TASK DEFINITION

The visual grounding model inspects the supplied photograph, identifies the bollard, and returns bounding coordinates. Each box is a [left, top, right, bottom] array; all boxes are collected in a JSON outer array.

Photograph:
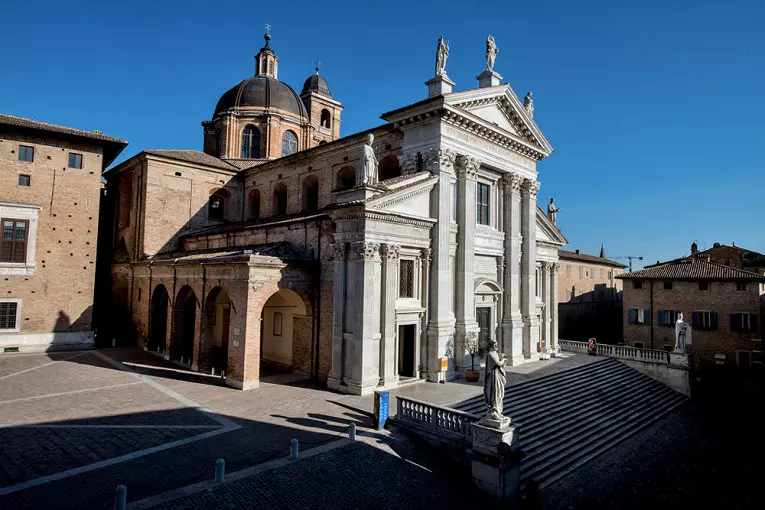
[[211, 367, 215, 376], [290, 438, 299, 459], [111, 338, 116, 347], [214, 458, 225, 482], [181, 356, 184, 365], [221, 370, 226, 379], [348, 422, 357, 441], [114, 485, 127, 510], [157, 346, 160, 354]]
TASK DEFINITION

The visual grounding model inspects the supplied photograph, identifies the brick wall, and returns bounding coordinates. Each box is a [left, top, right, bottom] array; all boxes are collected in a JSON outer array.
[[558, 258, 624, 302]]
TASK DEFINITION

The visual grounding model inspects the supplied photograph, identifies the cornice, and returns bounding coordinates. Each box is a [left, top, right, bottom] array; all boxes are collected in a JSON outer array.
[[333, 211, 435, 228], [366, 177, 438, 209]]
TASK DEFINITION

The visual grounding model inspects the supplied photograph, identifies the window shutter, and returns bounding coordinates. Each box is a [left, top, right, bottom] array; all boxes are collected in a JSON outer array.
[[731, 313, 739, 331], [711, 312, 718, 330], [628, 308, 637, 324], [752, 315, 758, 332], [692, 312, 699, 329], [644, 309, 651, 326], [658, 310, 665, 326]]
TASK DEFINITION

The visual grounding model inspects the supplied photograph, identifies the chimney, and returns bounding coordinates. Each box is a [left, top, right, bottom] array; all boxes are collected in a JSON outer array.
[[713, 242, 721, 248], [691, 242, 698, 256], [599, 244, 606, 259], [575, 249, 580, 255]]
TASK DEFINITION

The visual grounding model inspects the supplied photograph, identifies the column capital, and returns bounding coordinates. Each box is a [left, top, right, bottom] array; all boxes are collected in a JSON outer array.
[[498, 254, 506, 269], [502, 173, 524, 195], [456, 154, 481, 179], [380, 243, 401, 261], [327, 243, 346, 261], [550, 262, 560, 274], [423, 148, 457, 173], [420, 247, 433, 262], [540, 260, 550, 271], [350, 241, 381, 261], [400, 153, 419, 175], [521, 178, 541, 198]]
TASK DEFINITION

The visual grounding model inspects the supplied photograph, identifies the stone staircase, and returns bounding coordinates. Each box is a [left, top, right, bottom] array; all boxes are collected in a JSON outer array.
[[452, 357, 688, 490]]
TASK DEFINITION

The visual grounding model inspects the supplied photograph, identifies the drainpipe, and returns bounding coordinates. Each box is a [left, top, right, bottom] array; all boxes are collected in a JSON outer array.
[[650, 280, 655, 350]]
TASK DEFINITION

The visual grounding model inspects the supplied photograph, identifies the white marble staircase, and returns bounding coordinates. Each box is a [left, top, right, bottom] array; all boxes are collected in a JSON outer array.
[[452, 357, 688, 490]]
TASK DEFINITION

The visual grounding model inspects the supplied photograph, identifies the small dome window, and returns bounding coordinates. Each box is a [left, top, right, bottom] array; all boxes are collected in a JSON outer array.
[[241, 126, 261, 159], [282, 131, 298, 156]]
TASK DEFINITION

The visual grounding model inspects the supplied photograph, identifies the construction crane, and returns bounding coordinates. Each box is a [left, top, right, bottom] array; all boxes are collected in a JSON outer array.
[[612, 256, 644, 272]]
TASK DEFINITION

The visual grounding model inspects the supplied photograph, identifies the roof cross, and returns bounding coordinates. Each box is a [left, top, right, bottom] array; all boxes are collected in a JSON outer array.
[[265, 21, 271, 35]]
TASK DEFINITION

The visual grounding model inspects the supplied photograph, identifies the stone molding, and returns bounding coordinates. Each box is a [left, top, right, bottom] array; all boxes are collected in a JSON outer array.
[[327, 243, 346, 262], [366, 177, 438, 209], [350, 241, 380, 261], [0, 203, 40, 276], [380, 243, 400, 262], [399, 153, 419, 175], [501, 173, 524, 194], [521, 179, 541, 198], [333, 211, 435, 229], [423, 148, 456, 173], [443, 110, 545, 162], [456, 154, 481, 179], [550, 262, 560, 274], [420, 247, 432, 262]]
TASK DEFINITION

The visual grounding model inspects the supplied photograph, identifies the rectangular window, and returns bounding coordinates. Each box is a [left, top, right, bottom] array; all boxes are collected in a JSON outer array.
[[18, 175, 31, 186], [476, 182, 490, 226], [633, 280, 643, 290], [68, 152, 83, 169], [692, 311, 717, 330], [579, 266, 583, 279], [567, 265, 571, 277], [731, 313, 758, 333], [663, 281, 673, 290], [399, 259, 414, 298], [18, 145, 34, 162], [736, 282, 747, 291], [628, 308, 651, 325], [608, 271, 613, 279], [273, 312, 283, 336], [1, 219, 29, 263], [591, 269, 595, 279], [699, 282, 709, 291], [600, 269, 604, 279], [0, 301, 19, 330], [658, 310, 679, 327]]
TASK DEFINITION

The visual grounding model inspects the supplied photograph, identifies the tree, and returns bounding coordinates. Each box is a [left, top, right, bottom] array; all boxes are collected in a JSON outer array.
[[465, 331, 488, 371]]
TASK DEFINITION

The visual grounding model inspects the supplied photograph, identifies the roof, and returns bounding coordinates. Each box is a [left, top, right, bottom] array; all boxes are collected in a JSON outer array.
[[147, 242, 311, 264], [213, 75, 308, 119], [617, 256, 765, 281], [143, 150, 238, 171], [301, 73, 331, 98], [0, 114, 127, 167], [558, 250, 627, 268]]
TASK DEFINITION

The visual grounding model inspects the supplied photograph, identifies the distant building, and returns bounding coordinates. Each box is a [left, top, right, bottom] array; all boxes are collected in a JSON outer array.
[[618, 248, 764, 370], [0, 114, 126, 352], [557, 247, 627, 343], [692, 241, 765, 276]]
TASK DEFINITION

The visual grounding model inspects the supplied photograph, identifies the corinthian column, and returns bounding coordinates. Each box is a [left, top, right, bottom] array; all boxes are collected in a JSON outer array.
[[327, 243, 347, 391], [425, 148, 457, 382], [379, 243, 400, 386], [501, 173, 525, 365], [454, 154, 481, 374], [540, 261, 551, 359], [521, 178, 541, 360], [550, 262, 560, 355]]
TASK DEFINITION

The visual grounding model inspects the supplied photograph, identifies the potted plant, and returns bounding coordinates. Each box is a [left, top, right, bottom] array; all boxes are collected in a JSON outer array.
[[465, 331, 486, 382]]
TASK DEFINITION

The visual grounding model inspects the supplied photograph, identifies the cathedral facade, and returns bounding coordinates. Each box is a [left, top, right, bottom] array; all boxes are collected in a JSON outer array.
[[106, 32, 566, 394]]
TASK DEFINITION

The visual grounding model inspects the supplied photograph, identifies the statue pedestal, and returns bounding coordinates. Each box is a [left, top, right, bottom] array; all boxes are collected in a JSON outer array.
[[476, 70, 502, 88], [470, 420, 522, 504], [425, 74, 455, 98], [334, 184, 385, 202]]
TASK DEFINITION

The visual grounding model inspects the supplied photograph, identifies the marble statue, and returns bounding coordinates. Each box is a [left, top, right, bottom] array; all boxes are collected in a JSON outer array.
[[486, 35, 499, 71], [674, 313, 692, 352], [435, 35, 449, 76], [547, 198, 559, 225], [358, 133, 378, 187], [524, 91, 534, 118], [483, 340, 507, 425]]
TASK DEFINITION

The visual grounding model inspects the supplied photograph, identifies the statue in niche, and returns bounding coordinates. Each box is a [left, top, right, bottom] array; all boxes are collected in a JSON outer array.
[[675, 313, 692, 352], [486, 35, 499, 71], [524, 91, 535, 118], [483, 340, 508, 426], [547, 197, 560, 224], [435, 35, 450, 76], [358, 134, 379, 187]]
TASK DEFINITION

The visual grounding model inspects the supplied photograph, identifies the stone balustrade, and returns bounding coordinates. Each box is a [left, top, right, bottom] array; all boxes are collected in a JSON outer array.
[[559, 339, 673, 364], [397, 396, 479, 442]]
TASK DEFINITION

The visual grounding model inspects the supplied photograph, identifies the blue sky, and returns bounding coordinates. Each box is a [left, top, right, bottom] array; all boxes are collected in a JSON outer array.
[[2, 0, 763, 268]]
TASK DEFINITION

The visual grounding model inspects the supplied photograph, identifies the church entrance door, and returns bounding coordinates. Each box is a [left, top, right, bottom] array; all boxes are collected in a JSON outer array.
[[398, 325, 416, 378]]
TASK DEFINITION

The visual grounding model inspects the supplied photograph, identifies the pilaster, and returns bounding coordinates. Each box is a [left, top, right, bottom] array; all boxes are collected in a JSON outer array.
[[500, 174, 525, 366], [521, 179, 541, 361], [425, 148, 457, 381], [379, 243, 400, 386], [540, 261, 551, 360], [454, 155, 481, 373], [327, 243, 347, 391], [420, 247, 432, 379], [550, 262, 560, 355]]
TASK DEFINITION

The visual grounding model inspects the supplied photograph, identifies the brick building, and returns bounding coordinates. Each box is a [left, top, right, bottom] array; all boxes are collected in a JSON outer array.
[[556, 246, 627, 342], [103, 32, 568, 394], [618, 252, 764, 370], [0, 115, 126, 352]]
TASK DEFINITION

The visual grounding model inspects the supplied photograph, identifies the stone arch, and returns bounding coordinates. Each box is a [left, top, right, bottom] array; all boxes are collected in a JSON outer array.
[[149, 284, 169, 352], [379, 154, 401, 181], [320, 109, 331, 129], [260, 287, 313, 377], [248, 189, 261, 220], [474, 277, 502, 352], [172, 285, 197, 363], [302, 175, 319, 212], [273, 182, 288, 216], [336, 166, 355, 190], [208, 187, 231, 222], [201, 286, 231, 373]]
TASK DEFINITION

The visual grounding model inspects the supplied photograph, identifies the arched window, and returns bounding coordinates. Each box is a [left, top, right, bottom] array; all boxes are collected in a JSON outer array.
[[281, 131, 298, 156], [302, 175, 319, 212], [214, 130, 222, 158], [318, 140, 327, 145], [378, 155, 401, 181], [273, 183, 288, 216], [320, 109, 331, 129], [208, 194, 224, 221], [269, 61, 274, 75], [261, 58, 267, 74], [336, 166, 355, 190], [241, 126, 261, 159], [249, 189, 261, 220]]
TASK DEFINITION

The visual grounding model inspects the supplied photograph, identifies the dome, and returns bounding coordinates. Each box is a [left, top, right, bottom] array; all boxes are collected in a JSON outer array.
[[213, 76, 308, 118], [301, 73, 332, 98]]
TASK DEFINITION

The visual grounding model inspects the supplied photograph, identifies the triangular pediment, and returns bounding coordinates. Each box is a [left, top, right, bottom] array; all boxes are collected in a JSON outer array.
[[365, 172, 438, 218], [536, 206, 567, 246], [444, 86, 553, 155]]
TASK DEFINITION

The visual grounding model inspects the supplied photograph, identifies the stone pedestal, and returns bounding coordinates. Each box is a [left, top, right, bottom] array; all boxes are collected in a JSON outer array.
[[476, 70, 502, 88], [470, 420, 522, 505], [334, 184, 385, 202], [425, 74, 455, 98]]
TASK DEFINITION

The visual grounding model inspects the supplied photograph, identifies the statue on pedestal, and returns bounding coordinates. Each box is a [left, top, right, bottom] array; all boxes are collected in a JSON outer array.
[[483, 340, 508, 427], [674, 313, 692, 352], [524, 91, 534, 118], [547, 197, 559, 225], [435, 35, 450, 77], [486, 35, 499, 71], [357, 134, 379, 187]]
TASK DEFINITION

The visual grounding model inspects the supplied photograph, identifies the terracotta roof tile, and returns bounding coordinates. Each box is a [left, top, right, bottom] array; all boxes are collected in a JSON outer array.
[[0, 114, 126, 144], [144, 150, 238, 171], [558, 249, 627, 268], [617, 257, 765, 281]]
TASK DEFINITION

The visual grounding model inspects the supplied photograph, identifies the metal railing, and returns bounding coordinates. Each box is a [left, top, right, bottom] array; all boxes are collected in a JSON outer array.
[[559, 339, 671, 364], [397, 396, 479, 440]]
